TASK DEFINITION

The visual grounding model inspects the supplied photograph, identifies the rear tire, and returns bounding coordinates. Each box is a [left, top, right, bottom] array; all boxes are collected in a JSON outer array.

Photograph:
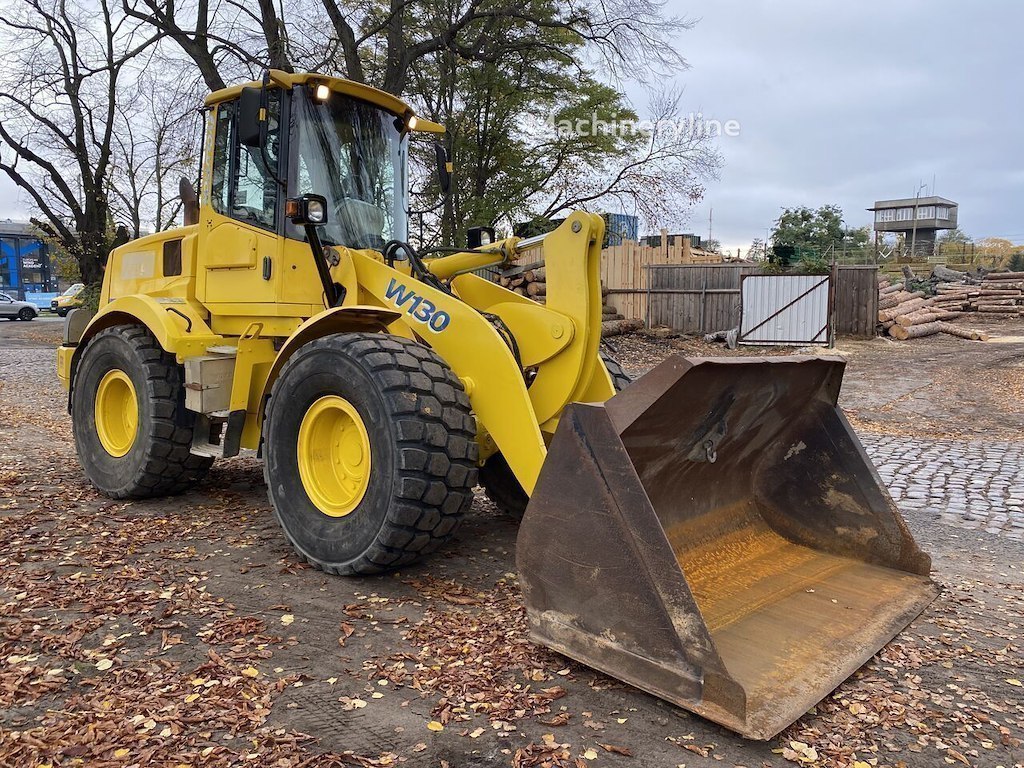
[[481, 351, 632, 517], [262, 332, 478, 575], [71, 325, 213, 498]]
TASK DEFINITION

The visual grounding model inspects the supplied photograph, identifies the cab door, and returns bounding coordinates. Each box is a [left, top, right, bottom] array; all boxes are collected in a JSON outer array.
[[198, 94, 284, 313]]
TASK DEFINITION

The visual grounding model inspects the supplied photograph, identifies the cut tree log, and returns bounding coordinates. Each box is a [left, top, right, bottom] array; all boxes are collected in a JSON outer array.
[[895, 309, 962, 327], [878, 290, 923, 310], [601, 318, 644, 337], [524, 266, 546, 282], [938, 322, 990, 341], [879, 296, 929, 322], [889, 320, 943, 340], [526, 281, 546, 297], [983, 271, 1024, 280], [931, 264, 967, 282]]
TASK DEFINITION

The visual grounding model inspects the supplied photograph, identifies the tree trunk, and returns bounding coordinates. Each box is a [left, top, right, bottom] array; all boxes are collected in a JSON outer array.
[[879, 296, 929, 322], [895, 309, 961, 327], [889, 321, 943, 340], [601, 318, 644, 337], [938, 323, 989, 341]]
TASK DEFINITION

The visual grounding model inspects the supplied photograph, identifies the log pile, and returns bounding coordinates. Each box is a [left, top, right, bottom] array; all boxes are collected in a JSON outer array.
[[875, 269, 1024, 341], [495, 263, 642, 337]]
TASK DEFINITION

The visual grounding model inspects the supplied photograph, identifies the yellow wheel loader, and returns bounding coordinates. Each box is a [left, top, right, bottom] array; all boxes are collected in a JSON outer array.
[[58, 70, 937, 739]]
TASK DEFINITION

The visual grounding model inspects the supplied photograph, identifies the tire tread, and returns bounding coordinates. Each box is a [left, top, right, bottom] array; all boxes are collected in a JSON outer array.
[[264, 333, 478, 575]]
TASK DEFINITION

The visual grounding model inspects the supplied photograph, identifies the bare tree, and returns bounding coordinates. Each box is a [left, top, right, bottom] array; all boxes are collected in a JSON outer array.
[[0, 0, 162, 283], [535, 88, 720, 231], [109, 66, 206, 236]]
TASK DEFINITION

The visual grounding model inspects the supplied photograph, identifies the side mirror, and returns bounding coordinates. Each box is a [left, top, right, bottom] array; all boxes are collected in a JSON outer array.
[[238, 86, 263, 148], [434, 143, 452, 195], [286, 194, 329, 226]]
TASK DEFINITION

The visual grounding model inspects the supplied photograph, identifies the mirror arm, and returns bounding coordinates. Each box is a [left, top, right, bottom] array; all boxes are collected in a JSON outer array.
[[304, 223, 340, 307]]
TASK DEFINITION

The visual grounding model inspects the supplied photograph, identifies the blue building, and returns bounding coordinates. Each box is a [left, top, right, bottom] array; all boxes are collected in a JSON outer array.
[[0, 220, 56, 301], [602, 213, 639, 246]]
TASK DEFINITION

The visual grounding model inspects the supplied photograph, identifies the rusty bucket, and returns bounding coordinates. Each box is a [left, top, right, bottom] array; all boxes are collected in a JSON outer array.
[[516, 355, 937, 739]]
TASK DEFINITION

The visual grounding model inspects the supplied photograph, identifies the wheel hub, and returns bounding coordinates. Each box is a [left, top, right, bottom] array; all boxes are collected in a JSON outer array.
[[297, 395, 371, 517], [95, 369, 139, 457]]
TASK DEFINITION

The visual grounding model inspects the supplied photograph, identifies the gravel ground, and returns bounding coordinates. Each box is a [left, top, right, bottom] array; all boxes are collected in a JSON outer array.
[[0, 320, 1021, 768]]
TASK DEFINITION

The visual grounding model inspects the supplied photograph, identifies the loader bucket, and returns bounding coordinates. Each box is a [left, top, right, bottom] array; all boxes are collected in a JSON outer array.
[[517, 355, 937, 740]]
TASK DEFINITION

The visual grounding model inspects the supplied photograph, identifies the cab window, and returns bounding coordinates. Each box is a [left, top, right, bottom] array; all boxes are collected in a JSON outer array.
[[210, 91, 282, 231]]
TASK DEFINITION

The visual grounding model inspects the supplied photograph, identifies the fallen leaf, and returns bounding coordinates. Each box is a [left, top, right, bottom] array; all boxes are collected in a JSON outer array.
[[280, 614, 295, 626], [469, 728, 484, 739], [1007, 678, 1023, 687], [95, 659, 113, 671], [582, 748, 598, 760], [338, 622, 355, 647], [427, 721, 444, 732], [540, 712, 571, 726], [241, 666, 259, 678], [598, 743, 634, 757]]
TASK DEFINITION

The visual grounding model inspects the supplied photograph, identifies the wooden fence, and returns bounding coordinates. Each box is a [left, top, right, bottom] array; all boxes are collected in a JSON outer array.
[[600, 237, 722, 320], [833, 265, 880, 337], [608, 263, 879, 338]]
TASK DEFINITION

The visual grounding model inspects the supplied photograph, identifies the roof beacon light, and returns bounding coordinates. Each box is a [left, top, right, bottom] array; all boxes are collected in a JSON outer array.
[[407, 115, 419, 131]]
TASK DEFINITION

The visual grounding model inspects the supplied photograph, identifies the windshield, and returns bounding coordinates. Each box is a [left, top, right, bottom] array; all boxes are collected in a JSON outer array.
[[63, 284, 83, 296], [290, 90, 408, 250]]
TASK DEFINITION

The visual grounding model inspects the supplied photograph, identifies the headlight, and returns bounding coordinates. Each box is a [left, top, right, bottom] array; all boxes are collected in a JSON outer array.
[[307, 198, 326, 224], [314, 84, 331, 102]]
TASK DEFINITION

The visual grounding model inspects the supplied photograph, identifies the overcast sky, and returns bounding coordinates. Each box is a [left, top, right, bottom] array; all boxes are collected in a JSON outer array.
[[1, 0, 1020, 255], [646, 0, 1023, 254]]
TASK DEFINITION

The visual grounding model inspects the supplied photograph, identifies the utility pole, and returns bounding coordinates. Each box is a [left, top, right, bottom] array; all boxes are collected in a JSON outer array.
[[707, 208, 713, 248], [909, 182, 926, 259]]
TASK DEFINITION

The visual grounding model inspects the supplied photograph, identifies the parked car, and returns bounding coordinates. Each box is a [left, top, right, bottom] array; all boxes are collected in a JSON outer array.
[[51, 283, 85, 317], [0, 292, 39, 320]]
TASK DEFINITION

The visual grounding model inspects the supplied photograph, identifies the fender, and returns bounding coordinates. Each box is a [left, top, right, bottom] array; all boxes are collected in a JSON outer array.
[[258, 305, 402, 423], [60, 294, 221, 411]]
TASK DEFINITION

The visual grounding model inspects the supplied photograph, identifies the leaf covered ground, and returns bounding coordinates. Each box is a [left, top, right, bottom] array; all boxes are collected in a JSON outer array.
[[0, 320, 1021, 767]]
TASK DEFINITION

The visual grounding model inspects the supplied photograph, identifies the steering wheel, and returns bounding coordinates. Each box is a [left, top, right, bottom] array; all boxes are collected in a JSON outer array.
[[333, 197, 386, 250]]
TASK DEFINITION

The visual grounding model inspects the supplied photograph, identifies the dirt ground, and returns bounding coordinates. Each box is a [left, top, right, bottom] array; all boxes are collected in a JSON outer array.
[[0, 317, 1022, 768]]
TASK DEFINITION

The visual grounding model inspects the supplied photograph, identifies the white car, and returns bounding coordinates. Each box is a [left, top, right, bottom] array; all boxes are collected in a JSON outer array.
[[0, 292, 39, 321]]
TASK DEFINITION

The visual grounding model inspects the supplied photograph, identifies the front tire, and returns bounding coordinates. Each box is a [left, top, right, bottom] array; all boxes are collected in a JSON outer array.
[[263, 332, 478, 575], [18, 308, 35, 321], [71, 325, 213, 498]]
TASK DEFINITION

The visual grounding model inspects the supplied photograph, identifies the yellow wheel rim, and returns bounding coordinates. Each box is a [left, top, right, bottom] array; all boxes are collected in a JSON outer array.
[[297, 395, 372, 517], [95, 369, 139, 457]]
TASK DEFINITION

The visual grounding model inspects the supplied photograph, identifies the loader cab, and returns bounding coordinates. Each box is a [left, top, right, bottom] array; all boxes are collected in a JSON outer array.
[[198, 73, 431, 335]]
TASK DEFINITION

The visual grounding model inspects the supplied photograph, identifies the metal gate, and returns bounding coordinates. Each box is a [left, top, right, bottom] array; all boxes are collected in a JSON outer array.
[[738, 273, 833, 346]]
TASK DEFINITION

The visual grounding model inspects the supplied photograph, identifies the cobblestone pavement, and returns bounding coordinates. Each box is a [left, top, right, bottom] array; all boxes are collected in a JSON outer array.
[[863, 433, 1024, 541]]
